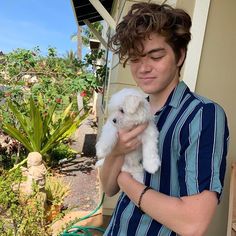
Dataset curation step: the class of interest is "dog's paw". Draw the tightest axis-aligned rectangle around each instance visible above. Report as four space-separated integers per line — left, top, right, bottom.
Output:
96 143 111 158
143 157 161 174
122 166 144 183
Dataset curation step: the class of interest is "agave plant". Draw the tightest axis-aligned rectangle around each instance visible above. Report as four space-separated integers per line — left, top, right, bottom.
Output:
2 95 88 169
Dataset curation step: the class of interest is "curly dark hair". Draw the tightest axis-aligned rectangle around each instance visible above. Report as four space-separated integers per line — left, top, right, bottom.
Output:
109 2 192 67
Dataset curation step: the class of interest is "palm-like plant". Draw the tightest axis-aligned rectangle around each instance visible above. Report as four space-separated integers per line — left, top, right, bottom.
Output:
2 96 88 170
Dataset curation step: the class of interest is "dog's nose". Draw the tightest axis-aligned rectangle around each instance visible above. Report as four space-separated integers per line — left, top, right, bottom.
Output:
112 118 117 123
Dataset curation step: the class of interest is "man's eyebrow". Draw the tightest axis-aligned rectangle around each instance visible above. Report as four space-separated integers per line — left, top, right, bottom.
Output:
146 48 165 55
139 48 165 57
129 48 165 58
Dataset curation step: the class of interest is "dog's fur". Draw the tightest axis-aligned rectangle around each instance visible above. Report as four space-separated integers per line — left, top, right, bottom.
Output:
96 88 161 183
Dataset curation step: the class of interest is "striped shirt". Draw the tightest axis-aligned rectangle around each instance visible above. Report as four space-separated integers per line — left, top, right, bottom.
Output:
104 81 229 236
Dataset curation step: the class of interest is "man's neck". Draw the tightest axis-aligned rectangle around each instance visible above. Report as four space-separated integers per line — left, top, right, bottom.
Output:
149 80 179 114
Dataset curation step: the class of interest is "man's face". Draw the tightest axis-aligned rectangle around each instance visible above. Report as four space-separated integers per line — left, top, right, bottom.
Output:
128 33 184 96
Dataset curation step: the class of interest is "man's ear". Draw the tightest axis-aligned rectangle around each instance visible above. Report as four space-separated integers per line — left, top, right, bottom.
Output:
177 48 186 67
123 95 142 114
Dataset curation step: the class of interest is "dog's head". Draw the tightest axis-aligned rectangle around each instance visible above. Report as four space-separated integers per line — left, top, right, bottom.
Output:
108 88 152 129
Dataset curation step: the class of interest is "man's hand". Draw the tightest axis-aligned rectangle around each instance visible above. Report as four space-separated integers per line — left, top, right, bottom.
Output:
111 123 148 157
100 123 148 196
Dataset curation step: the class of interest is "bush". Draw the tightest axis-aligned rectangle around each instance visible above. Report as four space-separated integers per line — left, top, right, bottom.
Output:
0 47 106 169
48 143 76 168
0 169 51 235
2 96 88 169
0 168 73 235
45 176 71 223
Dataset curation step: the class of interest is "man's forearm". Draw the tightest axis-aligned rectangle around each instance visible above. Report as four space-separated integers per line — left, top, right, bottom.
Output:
99 154 124 196
118 172 217 236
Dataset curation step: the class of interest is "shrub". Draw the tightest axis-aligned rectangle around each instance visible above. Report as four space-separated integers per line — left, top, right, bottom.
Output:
3 96 88 169
0 169 51 235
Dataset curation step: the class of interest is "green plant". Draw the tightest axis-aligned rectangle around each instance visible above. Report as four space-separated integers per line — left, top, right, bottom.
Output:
48 143 77 167
71 22 103 47
0 46 107 169
0 47 105 101
45 176 71 223
2 96 88 168
45 176 70 206
0 169 51 235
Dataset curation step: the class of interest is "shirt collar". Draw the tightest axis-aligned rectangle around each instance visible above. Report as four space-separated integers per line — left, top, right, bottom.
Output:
164 81 190 109
147 81 190 112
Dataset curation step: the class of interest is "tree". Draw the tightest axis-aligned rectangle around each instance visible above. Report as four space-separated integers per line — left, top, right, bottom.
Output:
71 22 103 57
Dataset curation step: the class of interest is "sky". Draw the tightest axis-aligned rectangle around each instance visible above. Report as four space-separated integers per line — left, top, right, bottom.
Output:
0 0 79 57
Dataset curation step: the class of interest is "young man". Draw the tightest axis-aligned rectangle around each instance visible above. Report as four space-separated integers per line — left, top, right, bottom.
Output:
100 3 229 235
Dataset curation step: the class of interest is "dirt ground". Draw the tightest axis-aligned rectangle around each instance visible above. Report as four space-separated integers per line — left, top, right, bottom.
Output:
51 115 104 235
58 156 100 211
63 114 100 211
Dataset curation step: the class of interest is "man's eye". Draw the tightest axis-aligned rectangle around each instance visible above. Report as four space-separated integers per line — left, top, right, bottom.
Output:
129 57 140 63
149 53 165 60
150 55 164 60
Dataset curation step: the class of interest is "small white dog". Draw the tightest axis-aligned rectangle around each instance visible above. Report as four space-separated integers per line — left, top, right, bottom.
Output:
96 88 161 183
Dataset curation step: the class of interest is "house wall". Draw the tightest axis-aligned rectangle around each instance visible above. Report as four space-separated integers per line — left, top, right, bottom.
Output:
100 0 137 215
192 0 236 235
176 0 236 234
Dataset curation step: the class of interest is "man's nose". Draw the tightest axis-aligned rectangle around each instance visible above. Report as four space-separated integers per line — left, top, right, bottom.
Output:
139 57 152 72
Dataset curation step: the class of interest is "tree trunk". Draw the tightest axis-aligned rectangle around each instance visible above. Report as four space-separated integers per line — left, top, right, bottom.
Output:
77 26 82 60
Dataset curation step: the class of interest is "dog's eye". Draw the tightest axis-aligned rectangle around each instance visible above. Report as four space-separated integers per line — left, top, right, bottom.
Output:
119 108 124 113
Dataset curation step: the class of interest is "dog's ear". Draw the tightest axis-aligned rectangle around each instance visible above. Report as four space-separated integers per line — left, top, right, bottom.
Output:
123 95 142 114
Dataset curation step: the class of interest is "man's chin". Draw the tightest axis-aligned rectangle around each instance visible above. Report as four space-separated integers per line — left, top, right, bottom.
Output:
139 87 157 95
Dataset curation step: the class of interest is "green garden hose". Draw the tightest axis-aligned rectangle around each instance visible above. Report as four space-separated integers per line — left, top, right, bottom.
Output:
60 192 106 236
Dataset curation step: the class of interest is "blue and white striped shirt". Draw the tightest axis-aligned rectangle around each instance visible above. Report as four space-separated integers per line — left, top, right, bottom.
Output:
104 81 229 236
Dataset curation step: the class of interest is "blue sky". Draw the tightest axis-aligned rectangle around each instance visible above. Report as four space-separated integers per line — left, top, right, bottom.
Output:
0 0 79 56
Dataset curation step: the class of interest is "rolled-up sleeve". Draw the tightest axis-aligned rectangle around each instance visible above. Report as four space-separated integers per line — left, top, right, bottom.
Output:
178 103 229 200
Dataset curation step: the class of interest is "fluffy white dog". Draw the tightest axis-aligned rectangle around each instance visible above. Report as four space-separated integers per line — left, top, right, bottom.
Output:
96 88 161 183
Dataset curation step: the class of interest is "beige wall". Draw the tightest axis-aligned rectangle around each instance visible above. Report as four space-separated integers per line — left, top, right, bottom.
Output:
194 0 236 235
